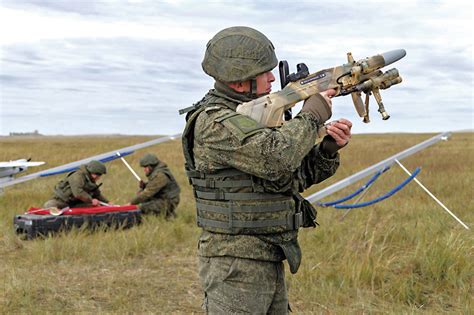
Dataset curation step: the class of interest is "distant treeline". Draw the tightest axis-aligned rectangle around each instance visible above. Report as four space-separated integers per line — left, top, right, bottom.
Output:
9 130 42 136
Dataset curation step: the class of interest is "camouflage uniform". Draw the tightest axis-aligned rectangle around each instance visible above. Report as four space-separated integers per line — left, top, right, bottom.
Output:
130 160 180 218
43 164 108 209
182 84 339 313
182 26 340 314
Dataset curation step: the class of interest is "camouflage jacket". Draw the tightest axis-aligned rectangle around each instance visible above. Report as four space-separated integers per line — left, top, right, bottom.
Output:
53 165 108 204
183 83 339 273
130 161 180 205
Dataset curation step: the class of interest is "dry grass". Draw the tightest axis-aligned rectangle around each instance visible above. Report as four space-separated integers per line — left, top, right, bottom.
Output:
0 133 472 313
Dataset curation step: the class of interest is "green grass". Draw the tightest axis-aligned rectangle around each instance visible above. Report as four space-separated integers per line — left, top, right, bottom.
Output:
0 133 472 313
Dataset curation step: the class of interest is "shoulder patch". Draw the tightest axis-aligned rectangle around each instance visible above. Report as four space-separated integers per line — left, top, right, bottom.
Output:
217 113 265 142
227 115 263 134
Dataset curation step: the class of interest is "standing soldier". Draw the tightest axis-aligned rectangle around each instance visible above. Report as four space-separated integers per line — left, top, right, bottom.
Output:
180 26 352 313
129 153 180 219
43 160 109 209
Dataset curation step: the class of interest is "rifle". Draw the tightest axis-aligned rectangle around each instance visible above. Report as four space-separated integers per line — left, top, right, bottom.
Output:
236 49 406 127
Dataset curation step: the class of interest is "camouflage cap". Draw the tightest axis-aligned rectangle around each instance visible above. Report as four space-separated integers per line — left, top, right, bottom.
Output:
86 160 107 175
139 153 160 167
202 26 278 83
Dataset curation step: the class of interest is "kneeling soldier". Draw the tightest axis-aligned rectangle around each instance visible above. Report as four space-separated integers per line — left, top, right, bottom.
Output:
43 160 109 209
130 153 180 218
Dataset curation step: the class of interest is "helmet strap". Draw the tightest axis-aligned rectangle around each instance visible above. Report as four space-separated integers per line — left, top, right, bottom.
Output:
250 79 257 95
242 79 259 99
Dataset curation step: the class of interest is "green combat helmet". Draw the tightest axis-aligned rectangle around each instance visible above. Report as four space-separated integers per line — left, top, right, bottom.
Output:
202 26 278 83
139 153 160 167
86 160 107 175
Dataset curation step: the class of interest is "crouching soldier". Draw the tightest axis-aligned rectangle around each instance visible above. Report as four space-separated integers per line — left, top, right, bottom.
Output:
43 160 109 209
130 153 180 218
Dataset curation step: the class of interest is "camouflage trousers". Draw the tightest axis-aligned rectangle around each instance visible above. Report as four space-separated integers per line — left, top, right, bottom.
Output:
138 197 179 218
199 256 289 314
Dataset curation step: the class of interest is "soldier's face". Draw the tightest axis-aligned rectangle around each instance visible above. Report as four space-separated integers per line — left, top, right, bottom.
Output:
227 71 275 95
255 71 275 95
144 166 152 175
91 174 102 182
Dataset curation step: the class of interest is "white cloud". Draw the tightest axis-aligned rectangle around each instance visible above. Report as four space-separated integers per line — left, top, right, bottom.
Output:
0 0 472 135
0 7 209 45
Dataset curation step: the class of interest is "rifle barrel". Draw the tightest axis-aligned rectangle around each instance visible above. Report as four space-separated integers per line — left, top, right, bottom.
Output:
381 49 406 66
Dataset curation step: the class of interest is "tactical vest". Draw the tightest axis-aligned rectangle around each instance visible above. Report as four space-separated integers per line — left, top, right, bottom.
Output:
149 163 181 200
181 91 304 235
54 167 100 202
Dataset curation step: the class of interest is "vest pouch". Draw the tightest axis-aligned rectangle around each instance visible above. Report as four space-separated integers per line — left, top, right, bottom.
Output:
196 197 298 235
294 193 318 228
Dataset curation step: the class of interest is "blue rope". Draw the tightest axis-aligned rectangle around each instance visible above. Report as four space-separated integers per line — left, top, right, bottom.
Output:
318 166 390 207
333 167 421 209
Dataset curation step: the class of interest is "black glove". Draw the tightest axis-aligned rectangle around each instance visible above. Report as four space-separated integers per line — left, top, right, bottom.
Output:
320 135 345 157
139 180 146 190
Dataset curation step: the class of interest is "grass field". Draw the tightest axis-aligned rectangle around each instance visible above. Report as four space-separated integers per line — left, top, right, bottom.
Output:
0 133 472 313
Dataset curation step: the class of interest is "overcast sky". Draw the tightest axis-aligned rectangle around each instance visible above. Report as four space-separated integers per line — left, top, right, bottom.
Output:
0 0 472 136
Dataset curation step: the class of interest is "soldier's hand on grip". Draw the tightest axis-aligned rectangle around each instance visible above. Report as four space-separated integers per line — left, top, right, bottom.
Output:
320 89 336 108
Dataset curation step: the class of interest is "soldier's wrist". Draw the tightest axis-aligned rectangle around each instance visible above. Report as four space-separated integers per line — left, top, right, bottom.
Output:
300 94 332 123
320 136 343 158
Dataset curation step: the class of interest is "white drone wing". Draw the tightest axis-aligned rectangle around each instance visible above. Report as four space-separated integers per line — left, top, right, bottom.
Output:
0 161 45 168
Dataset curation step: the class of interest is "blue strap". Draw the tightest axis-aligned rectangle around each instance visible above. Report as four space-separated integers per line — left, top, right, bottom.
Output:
334 167 421 209
318 166 390 207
